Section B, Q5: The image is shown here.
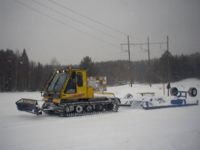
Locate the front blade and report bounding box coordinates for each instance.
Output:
[16,98,42,115]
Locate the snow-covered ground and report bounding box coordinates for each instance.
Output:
[0,78,200,150]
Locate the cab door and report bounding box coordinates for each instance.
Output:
[76,71,87,98]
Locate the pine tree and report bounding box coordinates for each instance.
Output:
[80,56,95,76]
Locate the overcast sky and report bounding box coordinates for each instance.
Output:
[1,0,200,65]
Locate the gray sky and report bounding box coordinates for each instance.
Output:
[1,0,200,65]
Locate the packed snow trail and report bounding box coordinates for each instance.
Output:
[0,79,200,150]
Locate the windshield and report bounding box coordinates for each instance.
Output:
[47,73,68,92]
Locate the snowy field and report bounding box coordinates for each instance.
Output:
[0,78,200,150]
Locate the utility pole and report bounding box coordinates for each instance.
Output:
[127,35,133,87]
[147,37,150,63]
[127,36,131,66]
[166,35,170,96]
[121,36,168,88]
[167,36,169,52]
[166,35,170,83]
[120,35,133,87]
[147,36,151,87]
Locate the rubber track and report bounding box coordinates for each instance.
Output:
[59,109,118,117]
[43,99,119,117]
[58,102,119,117]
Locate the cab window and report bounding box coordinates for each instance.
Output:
[65,78,76,93]
[77,72,83,87]
[65,71,76,93]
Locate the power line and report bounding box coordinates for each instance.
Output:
[120,42,167,46]
[15,0,120,49]
[48,0,127,36]
[32,0,121,41]
[48,0,148,47]
[121,36,169,87]
[48,0,147,47]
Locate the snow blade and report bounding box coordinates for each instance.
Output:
[16,98,42,115]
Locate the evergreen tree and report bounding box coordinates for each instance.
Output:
[159,50,173,82]
[18,49,30,91]
[80,56,95,76]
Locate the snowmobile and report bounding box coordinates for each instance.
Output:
[16,68,120,116]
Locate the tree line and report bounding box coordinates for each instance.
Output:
[0,49,200,91]
[0,49,54,91]
[79,51,200,85]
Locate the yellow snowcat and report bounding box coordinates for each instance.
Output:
[16,68,120,116]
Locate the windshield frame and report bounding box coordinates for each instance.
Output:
[47,72,68,92]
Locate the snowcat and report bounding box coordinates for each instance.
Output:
[16,68,120,116]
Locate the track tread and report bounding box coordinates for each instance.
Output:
[43,98,119,117]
